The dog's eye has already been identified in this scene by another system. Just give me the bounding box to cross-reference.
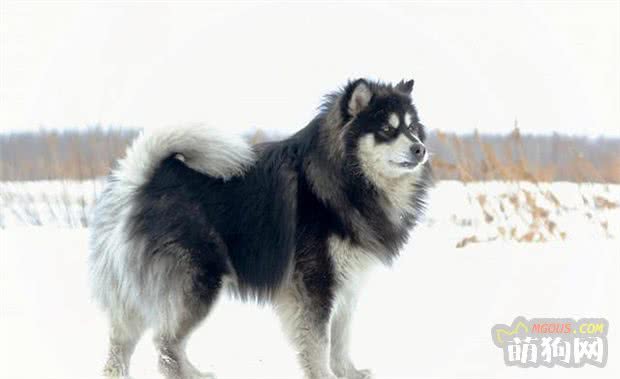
[408,122,424,134]
[382,124,396,134]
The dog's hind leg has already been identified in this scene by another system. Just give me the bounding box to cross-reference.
[153,269,222,379]
[154,298,218,379]
[103,311,145,378]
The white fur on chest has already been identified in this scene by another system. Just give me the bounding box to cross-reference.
[328,236,379,286]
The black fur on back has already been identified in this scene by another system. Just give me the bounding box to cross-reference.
[128,78,432,301]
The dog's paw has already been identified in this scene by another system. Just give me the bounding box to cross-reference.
[306,372,338,379]
[332,361,374,379]
[347,368,374,379]
[102,362,132,379]
[188,369,217,379]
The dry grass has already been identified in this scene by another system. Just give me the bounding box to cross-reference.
[0,127,137,181]
[448,182,620,248]
[1,127,618,182]
[428,128,620,183]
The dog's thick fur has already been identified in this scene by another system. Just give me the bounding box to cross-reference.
[89,79,431,379]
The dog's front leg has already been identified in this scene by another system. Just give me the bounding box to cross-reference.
[330,286,373,379]
[275,276,336,379]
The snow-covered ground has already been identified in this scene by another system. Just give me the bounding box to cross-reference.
[2,180,619,245]
[1,227,618,379]
[1,181,619,378]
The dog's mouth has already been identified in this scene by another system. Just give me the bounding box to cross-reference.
[389,160,418,169]
[391,160,416,168]
[389,152,428,170]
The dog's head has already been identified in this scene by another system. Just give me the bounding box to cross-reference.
[324,79,429,185]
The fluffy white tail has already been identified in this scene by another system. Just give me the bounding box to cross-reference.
[114,124,255,187]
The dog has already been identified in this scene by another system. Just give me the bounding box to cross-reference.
[89,78,431,379]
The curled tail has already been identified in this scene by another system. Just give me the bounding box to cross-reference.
[114,124,255,188]
[89,124,255,317]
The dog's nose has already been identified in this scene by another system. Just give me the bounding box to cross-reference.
[410,143,426,162]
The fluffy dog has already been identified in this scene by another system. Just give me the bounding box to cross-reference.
[89,78,431,379]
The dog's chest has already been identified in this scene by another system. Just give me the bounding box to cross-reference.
[327,235,379,284]
[380,176,417,223]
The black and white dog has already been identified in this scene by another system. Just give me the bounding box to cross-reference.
[89,79,431,379]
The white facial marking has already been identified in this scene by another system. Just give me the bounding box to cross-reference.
[358,134,421,179]
[388,113,399,128]
[357,134,424,217]
[404,113,412,127]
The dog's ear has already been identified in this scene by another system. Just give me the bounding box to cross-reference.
[396,79,414,94]
[343,79,372,117]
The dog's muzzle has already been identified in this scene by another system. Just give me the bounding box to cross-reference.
[398,123,428,168]
[410,142,426,164]
[395,142,427,169]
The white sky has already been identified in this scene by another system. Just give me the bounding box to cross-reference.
[1,1,619,136]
